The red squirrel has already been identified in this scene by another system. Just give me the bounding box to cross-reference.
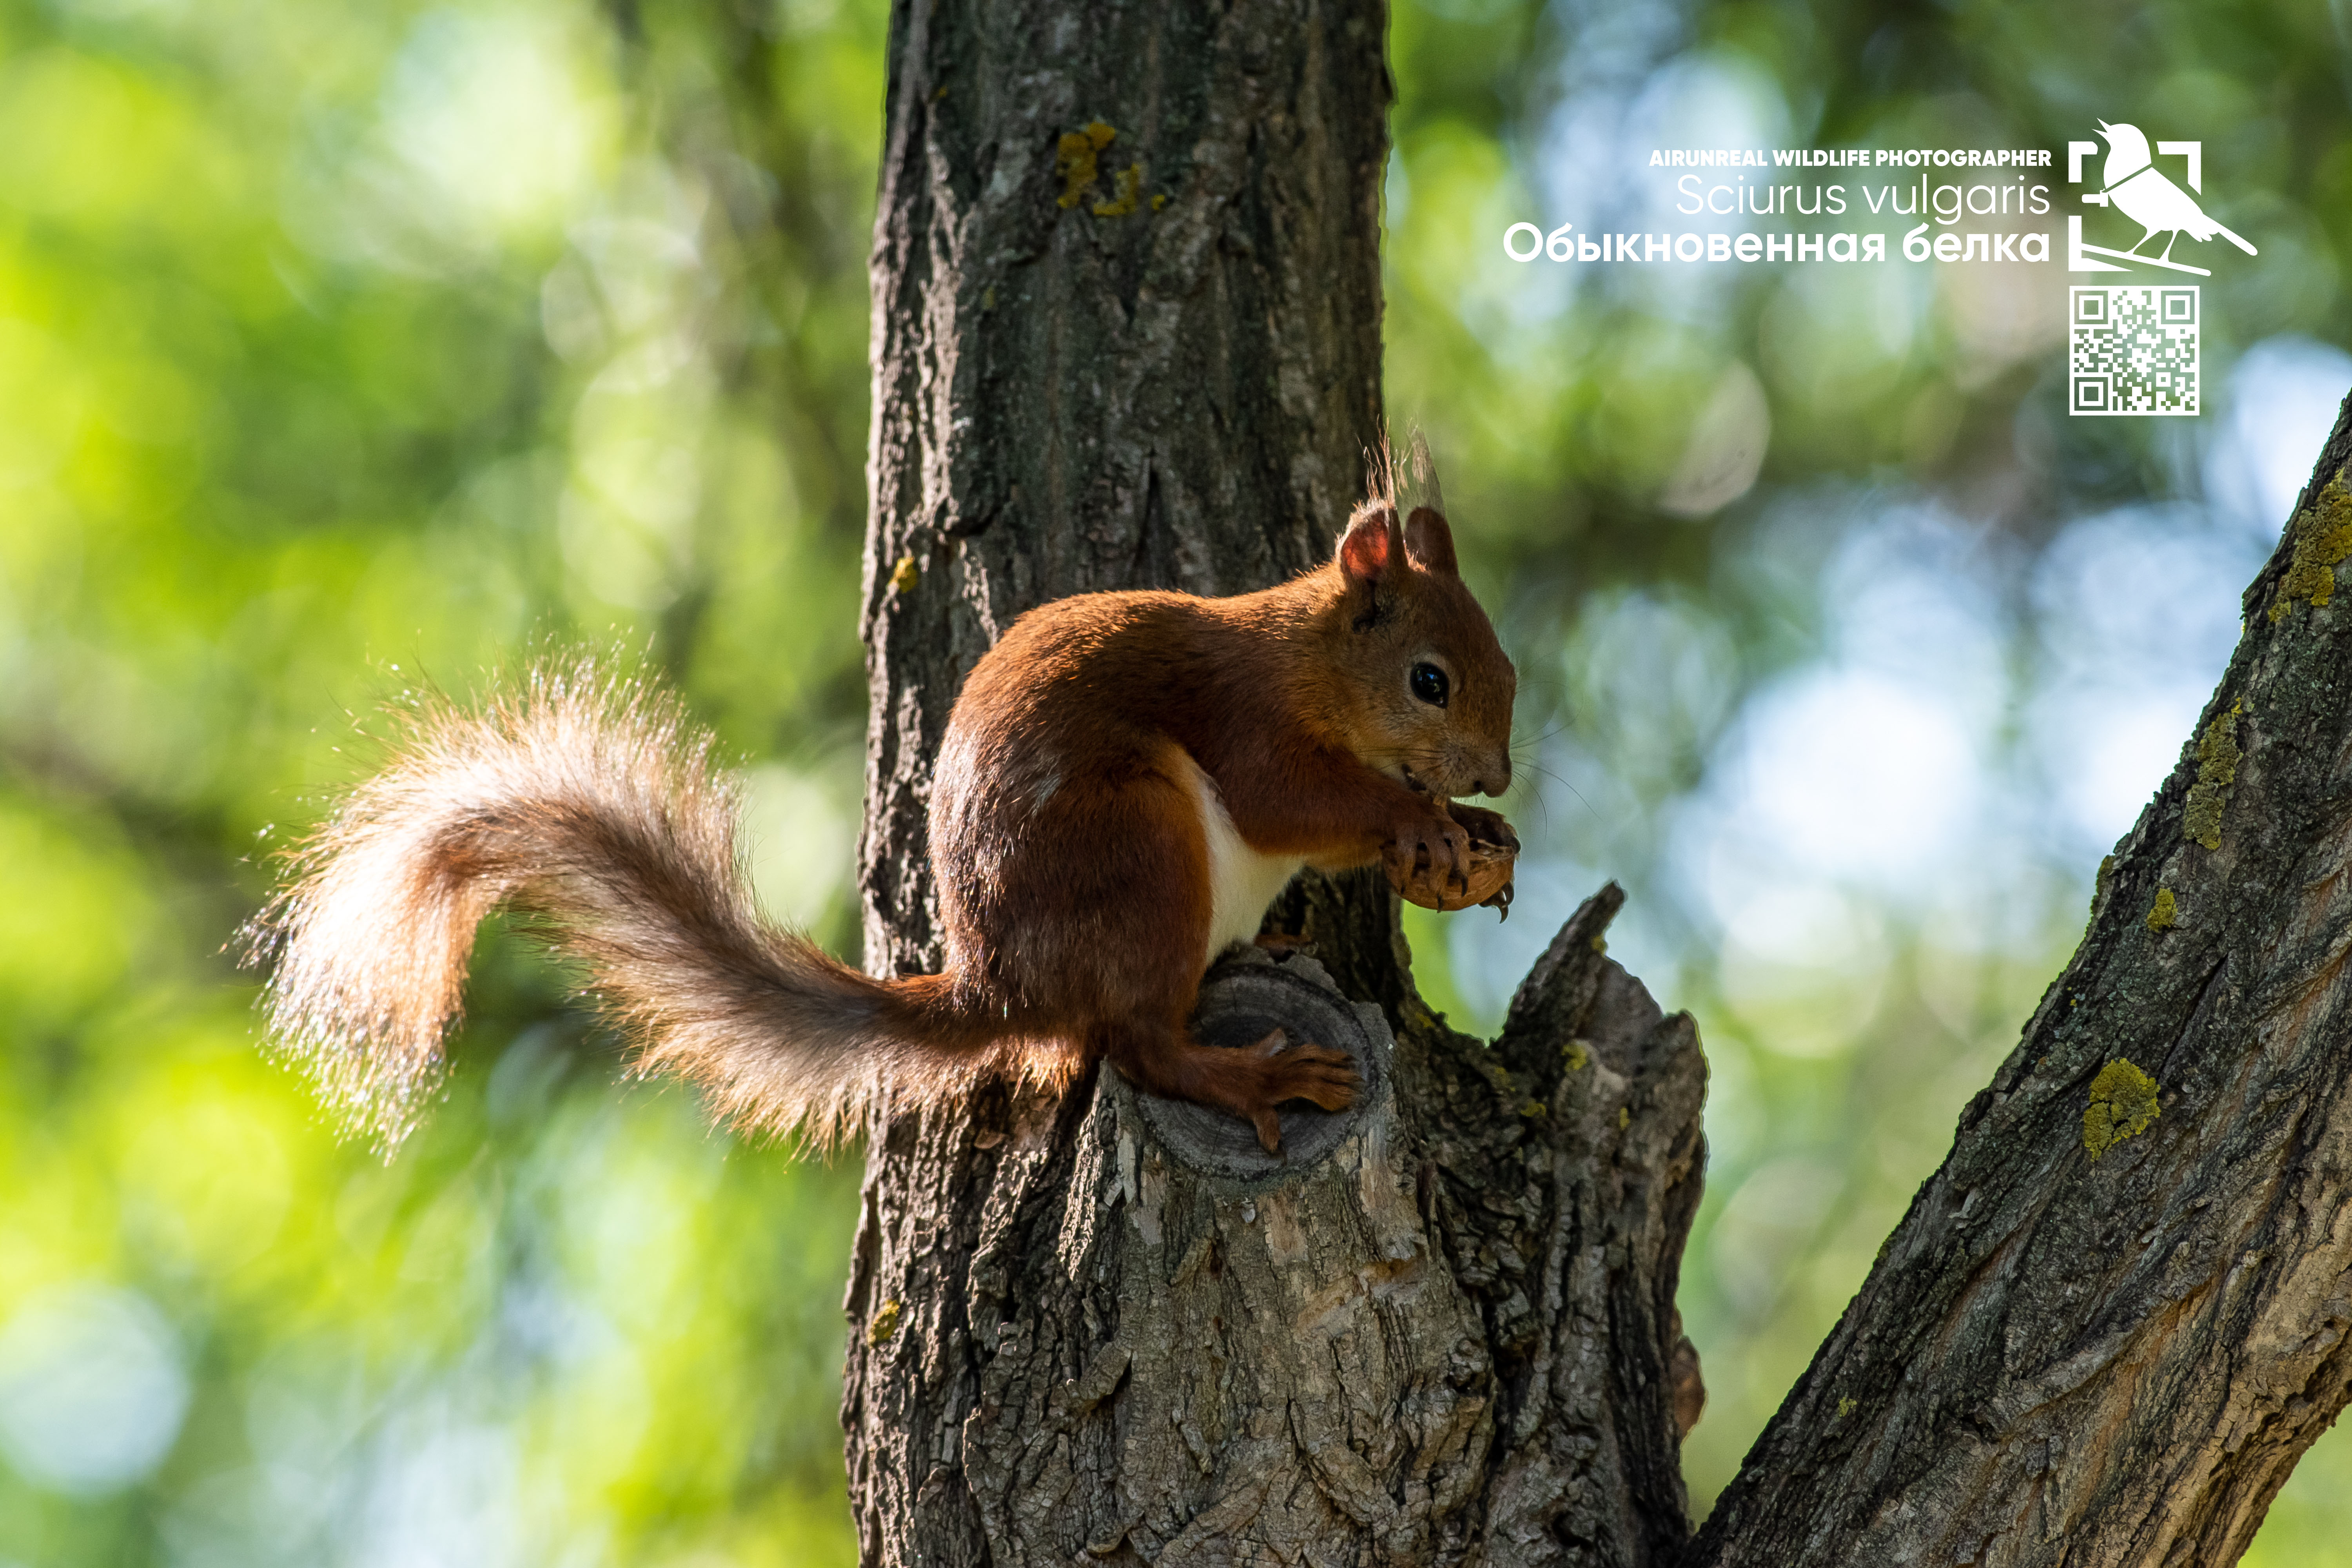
[245,497,1518,1154]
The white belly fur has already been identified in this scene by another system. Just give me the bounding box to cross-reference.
[1175,752,1304,971]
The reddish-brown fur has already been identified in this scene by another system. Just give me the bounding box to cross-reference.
[245,500,1516,1154]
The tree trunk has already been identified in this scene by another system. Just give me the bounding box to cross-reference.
[1683,411,2352,1566]
[840,2,1703,1563]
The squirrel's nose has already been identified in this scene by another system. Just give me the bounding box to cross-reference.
[1474,764,1511,797]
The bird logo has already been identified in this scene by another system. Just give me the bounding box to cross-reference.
[2070,122,2256,276]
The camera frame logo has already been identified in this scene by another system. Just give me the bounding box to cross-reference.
[2064,123,2254,418]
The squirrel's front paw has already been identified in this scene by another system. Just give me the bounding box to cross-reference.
[1381,812,1474,898]
[1446,802,1520,854]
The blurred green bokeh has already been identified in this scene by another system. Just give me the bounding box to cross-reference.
[1,0,2346,1562]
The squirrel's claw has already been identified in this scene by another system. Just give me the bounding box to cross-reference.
[1252,1107,1285,1156]
[1481,877,1515,920]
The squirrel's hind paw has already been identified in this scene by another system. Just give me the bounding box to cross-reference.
[1237,1028,1361,1153]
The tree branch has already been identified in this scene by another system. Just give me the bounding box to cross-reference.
[1689,393,2352,1566]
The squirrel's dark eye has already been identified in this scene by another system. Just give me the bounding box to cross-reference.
[1410,663,1449,708]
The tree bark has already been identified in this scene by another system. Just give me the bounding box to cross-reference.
[1683,408,2352,1565]
[841,2,1704,1564]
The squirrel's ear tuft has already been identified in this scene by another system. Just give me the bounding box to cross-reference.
[1337,501,1403,586]
[1403,507,1458,578]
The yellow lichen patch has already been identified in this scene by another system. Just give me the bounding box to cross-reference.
[2182,700,2243,851]
[867,1299,903,1346]
[1617,1106,1631,1131]
[2267,469,2352,624]
[1151,192,1169,211]
[1056,120,1117,209]
[2083,1058,2161,1161]
[2146,887,2177,932]
[1562,1039,1590,1072]
[1092,161,1145,217]
[889,555,919,593]
[2083,854,2116,939]
[1836,1396,1857,1419]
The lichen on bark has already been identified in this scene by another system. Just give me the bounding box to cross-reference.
[2182,699,2243,851]
[2265,466,2352,623]
[2082,1058,2161,1160]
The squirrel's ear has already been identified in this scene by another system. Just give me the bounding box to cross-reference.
[1337,502,1402,587]
[1403,506,1458,578]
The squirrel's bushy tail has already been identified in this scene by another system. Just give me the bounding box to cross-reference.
[242,663,1004,1149]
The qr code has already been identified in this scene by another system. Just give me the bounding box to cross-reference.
[2070,287,2199,416]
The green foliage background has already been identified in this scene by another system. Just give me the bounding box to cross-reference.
[0,0,2345,1562]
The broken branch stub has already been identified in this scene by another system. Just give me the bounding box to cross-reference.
[1136,948,1392,1179]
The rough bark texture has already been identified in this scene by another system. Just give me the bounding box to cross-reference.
[1688,400,2352,1566]
[840,2,1706,1563]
